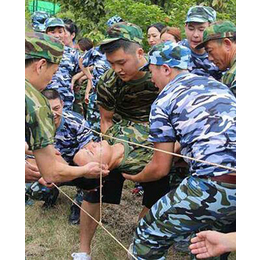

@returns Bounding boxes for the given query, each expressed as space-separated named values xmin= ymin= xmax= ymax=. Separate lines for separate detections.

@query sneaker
xmin=69 ymin=204 xmax=80 ymax=225
xmin=42 ymin=187 xmax=59 ymax=208
xmin=71 ymin=252 xmax=91 ymax=260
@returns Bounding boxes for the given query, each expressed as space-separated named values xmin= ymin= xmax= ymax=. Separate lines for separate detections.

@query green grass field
xmin=25 ymin=183 xmax=235 ymax=260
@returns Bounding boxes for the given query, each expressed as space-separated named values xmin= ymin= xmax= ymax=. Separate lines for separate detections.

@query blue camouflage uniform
xmin=179 ymin=39 xmax=222 ymax=80
xmin=46 ymin=46 xmax=80 ymax=110
xmin=132 ymin=42 xmax=236 ymax=260
xmin=26 ymin=110 xmax=98 ymax=204
xmin=81 ymin=46 xmax=110 ymax=131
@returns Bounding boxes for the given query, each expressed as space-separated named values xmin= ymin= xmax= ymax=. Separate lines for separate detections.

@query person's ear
xmin=36 ymin=59 xmax=47 ymax=75
xmin=162 ymin=64 xmax=171 ymax=75
xmin=223 ymin=38 xmax=232 ymax=51
xmin=136 ymin=47 xmax=144 ymax=58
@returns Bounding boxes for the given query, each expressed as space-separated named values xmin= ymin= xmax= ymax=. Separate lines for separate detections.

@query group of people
xmin=25 ymin=5 xmax=236 ymax=260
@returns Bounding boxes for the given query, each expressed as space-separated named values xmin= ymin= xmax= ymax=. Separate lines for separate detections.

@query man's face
xmin=106 ymin=47 xmax=143 ymax=81
xmin=184 ymin=22 xmax=209 ymax=51
xmin=205 ymin=40 xmax=230 ymax=71
xmin=84 ymin=140 xmax=112 ymax=165
xmin=38 ymin=62 xmax=59 ymax=91
xmin=149 ymin=64 xmax=167 ymax=91
xmin=47 ymin=27 xmax=66 ymax=43
xmin=48 ymin=98 xmax=63 ymax=128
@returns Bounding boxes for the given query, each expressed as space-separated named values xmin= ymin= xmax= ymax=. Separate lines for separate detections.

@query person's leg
xmin=133 ymin=177 xmax=236 ymax=260
xmin=79 ymin=200 xmax=100 ymax=254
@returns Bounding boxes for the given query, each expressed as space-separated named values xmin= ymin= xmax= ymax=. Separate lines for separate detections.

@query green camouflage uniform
xmin=221 ymin=57 xmax=236 ymax=96
xmin=25 ymin=32 xmax=64 ymax=204
xmin=25 ymin=32 xmax=64 ymax=150
xmin=97 ymin=69 xmax=158 ymax=123
xmin=105 ymin=119 xmax=153 ymax=175
xmin=25 ymin=79 xmax=55 ymax=150
xmin=196 ymin=21 xmax=236 ymax=96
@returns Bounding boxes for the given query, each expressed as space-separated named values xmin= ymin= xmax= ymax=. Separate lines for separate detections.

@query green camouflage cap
xmin=99 ymin=22 xmax=143 ymax=46
xmin=185 ymin=6 xmax=216 ymax=23
xmin=44 ymin=17 xmax=65 ymax=31
xmin=140 ymin=41 xmax=191 ymax=71
xmin=25 ymin=32 xmax=64 ymax=64
xmin=196 ymin=21 xmax=236 ymax=49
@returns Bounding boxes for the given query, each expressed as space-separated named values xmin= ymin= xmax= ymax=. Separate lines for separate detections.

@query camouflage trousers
xmin=86 ymin=92 xmax=100 ymax=132
xmin=133 ymin=176 xmax=236 ymax=260
xmin=25 ymin=182 xmax=84 ymax=206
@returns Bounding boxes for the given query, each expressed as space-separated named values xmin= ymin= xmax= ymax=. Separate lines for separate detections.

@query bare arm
xmin=99 ymin=106 xmax=114 ymax=134
xmin=33 ymin=145 xmax=109 ymax=183
xmin=123 ymin=142 xmax=175 ymax=182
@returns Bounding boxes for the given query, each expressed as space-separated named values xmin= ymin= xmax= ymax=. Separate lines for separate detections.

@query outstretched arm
xmin=33 ymin=145 xmax=109 ymax=183
xmin=123 ymin=142 xmax=175 ymax=182
xmin=189 ymin=231 xmax=236 ymax=259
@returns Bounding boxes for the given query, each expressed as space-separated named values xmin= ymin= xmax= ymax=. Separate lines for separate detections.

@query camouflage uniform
xmin=31 ymin=11 xmax=50 ymax=32
xmin=196 ymin=21 xmax=236 ymax=96
xmin=54 ymin=110 xmax=97 ymax=164
xmin=132 ymin=42 xmax=236 ymax=259
xmin=179 ymin=6 xmax=222 ymax=80
xmin=106 ymin=15 xmax=124 ymax=27
xmin=81 ymin=46 xmax=110 ymax=131
xmin=26 ymin=110 xmax=98 ymax=206
xmin=105 ymin=119 xmax=153 ymax=175
xmin=44 ymin=18 xmax=81 ymax=110
xmin=25 ymin=32 xmax=64 ymax=204
xmin=25 ymin=32 xmax=64 ymax=150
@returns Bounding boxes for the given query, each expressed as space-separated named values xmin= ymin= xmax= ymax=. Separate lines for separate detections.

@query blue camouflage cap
xmin=141 ymin=41 xmax=191 ymax=71
xmin=106 ymin=15 xmax=124 ymax=27
xmin=44 ymin=17 xmax=65 ymax=31
xmin=185 ymin=6 xmax=216 ymax=23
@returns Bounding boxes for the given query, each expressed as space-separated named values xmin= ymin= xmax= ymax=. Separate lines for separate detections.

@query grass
xmin=25 ymin=182 xmax=236 ymax=260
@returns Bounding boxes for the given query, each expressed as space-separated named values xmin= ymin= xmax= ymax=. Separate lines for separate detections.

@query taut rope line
xmin=57 ymin=111 xmax=236 ymax=172
xmin=52 ymin=183 xmax=137 ymax=260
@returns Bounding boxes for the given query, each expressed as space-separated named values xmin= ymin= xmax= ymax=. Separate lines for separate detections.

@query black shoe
xmin=69 ymin=204 xmax=80 ymax=225
xmin=42 ymin=187 xmax=59 ymax=208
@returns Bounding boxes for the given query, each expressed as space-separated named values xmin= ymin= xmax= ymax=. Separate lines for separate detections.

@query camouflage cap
xmin=25 ymin=32 xmax=64 ymax=64
xmin=106 ymin=15 xmax=124 ymax=27
xmin=100 ymin=22 xmax=143 ymax=46
xmin=44 ymin=17 xmax=65 ymax=31
xmin=196 ymin=21 xmax=236 ymax=49
xmin=140 ymin=41 xmax=191 ymax=71
xmin=185 ymin=6 xmax=216 ymax=23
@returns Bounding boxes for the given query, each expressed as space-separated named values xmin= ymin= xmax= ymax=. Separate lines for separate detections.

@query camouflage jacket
xmin=46 ymin=46 xmax=80 ymax=110
xmin=25 ymin=79 xmax=55 ymax=150
xmin=81 ymin=46 xmax=110 ymax=90
xmin=97 ymin=69 xmax=159 ymax=122
xmin=221 ymin=56 xmax=236 ymax=96
xmin=149 ymin=72 xmax=236 ymax=177
xmin=54 ymin=110 xmax=97 ymax=164
xmin=105 ymin=120 xmax=153 ymax=175
xmin=179 ymin=39 xmax=222 ymax=80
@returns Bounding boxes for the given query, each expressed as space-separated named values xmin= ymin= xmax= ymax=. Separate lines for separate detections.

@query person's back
xmin=150 ymin=72 xmax=236 ymax=176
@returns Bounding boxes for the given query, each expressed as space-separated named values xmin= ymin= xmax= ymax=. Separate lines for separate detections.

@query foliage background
xmin=25 ymin=0 xmax=236 ymax=51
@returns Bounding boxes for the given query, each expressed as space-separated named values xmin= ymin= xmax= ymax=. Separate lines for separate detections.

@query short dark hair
xmin=147 ymin=23 xmax=166 ymax=33
xmin=100 ymin=39 xmax=140 ymax=54
xmin=41 ymin=89 xmax=61 ymax=100
xmin=46 ymin=26 xmax=65 ymax=34
xmin=25 ymin=58 xmax=53 ymax=68
xmin=63 ymin=18 xmax=78 ymax=41
xmin=78 ymin=37 xmax=94 ymax=52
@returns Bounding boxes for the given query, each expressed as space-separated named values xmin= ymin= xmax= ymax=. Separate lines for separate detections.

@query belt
xmin=200 ymin=174 xmax=236 ymax=184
